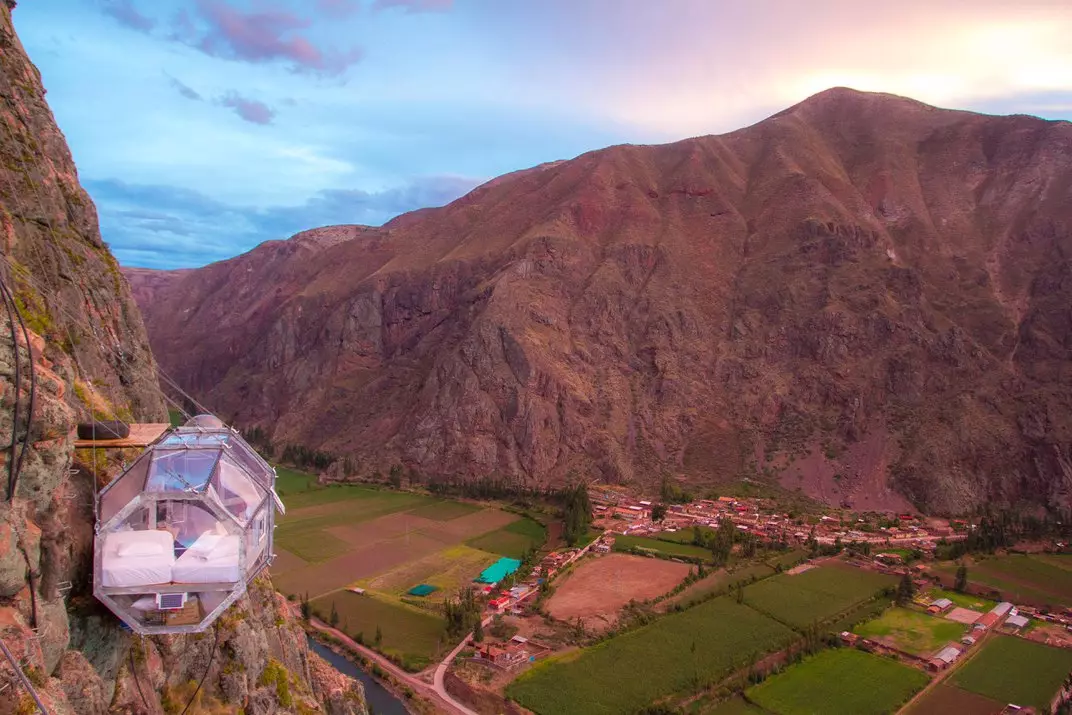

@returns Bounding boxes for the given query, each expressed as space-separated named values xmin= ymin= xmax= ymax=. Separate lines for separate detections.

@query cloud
xmin=88 ymin=175 xmax=482 ymax=269
xmin=169 ymin=0 xmax=364 ymax=76
xmin=372 ymin=0 xmax=453 ymax=13
xmin=100 ymin=0 xmax=155 ymax=32
xmin=166 ymin=74 xmax=203 ymax=101
xmin=217 ymin=91 xmax=276 ymax=124
xmin=316 ymin=0 xmax=362 ymax=18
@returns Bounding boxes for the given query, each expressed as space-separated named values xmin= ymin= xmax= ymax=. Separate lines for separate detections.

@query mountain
xmin=125 ymin=88 xmax=1072 ymax=515
xmin=0 ymin=5 xmax=366 ymax=713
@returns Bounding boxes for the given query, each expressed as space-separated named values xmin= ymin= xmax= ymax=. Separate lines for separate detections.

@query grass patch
xmin=671 ymin=563 xmax=775 ymax=607
xmin=281 ymin=483 xmax=436 ymax=512
xmin=923 ymin=587 xmax=996 ymax=612
xmin=766 ymin=549 xmax=809 ymax=570
xmin=853 ymin=607 xmax=965 ymax=657
xmin=467 ymin=517 xmax=547 ymax=559
xmin=654 ymin=527 xmax=715 ymax=545
xmin=407 ymin=500 xmax=482 ymax=521
xmin=277 ymin=529 xmax=353 ymax=564
xmin=274 ymin=465 xmax=319 ymax=496
xmin=506 ymin=597 xmax=795 ymax=715
xmin=747 ymin=648 xmax=928 ymax=715
xmin=951 ymin=634 xmax=1072 ymax=710
xmin=743 ymin=564 xmax=896 ymax=630
xmin=613 ymin=534 xmax=714 ymax=561
xmin=311 ymin=591 xmax=447 ymax=671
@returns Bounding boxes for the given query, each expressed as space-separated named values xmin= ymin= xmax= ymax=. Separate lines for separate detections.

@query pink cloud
xmin=217 ymin=91 xmax=276 ymax=125
xmin=101 ymin=0 xmax=155 ymax=32
xmin=173 ymin=0 xmax=363 ymax=76
xmin=372 ymin=0 xmax=453 ymax=13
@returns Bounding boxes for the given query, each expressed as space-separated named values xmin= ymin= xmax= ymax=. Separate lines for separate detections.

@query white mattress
xmin=100 ymin=531 xmax=175 ymax=588
xmin=173 ymin=534 xmax=242 ymax=584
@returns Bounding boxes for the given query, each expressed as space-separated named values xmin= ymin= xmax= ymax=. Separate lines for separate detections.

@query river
xmin=308 ymin=637 xmax=411 ymax=715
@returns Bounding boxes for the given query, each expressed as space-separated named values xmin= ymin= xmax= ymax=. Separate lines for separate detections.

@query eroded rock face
xmin=127 ymin=89 xmax=1072 ymax=514
xmin=0 ymin=5 xmax=366 ymax=714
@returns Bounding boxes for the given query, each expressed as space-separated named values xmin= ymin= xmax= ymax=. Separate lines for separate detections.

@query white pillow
xmin=193 ymin=537 xmax=240 ymax=562
xmin=186 ymin=533 xmax=223 ymax=558
xmin=116 ymin=541 xmax=164 ymax=557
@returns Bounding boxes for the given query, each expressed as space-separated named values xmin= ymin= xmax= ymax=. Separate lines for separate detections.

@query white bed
xmin=172 ymin=532 xmax=243 ymax=584
xmin=100 ymin=530 xmax=175 ymax=588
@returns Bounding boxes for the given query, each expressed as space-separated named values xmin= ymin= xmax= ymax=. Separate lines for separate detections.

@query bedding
xmin=172 ymin=532 xmax=242 ymax=583
xmin=100 ymin=530 xmax=175 ymax=588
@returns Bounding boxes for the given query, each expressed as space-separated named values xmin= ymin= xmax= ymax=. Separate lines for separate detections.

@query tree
xmin=374 ymin=625 xmax=383 ymax=647
xmin=954 ymin=564 xmax=968 ymax=592
xmin=562 ymin=482 xmax=593 ymax=546
xmin=651 ymin=503 xmax=668 ymax=523
xmin=896 ymin=572 xmax=916 ymax=605
xmin=300 ymin=592 xmax=310 ymax=621
xmin=710 ymin=518 xmax=735 ymax=567
xmin=329 ymin=600 xmax=339 ymax=627
xmin=473 ymin=618 xmax=484 ymax=643
xmin=389 ymin=464 xmax=403 ymax=489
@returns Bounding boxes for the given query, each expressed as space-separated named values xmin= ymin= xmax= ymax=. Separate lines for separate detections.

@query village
xmin=588 ymin=485 xmax=967 ymax=552
xmin=438 ymin=485 xmax=1072 ymax=715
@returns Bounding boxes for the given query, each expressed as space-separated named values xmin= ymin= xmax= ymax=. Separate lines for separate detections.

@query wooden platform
xmin=73 ymin=423 xmax=170 ymax=449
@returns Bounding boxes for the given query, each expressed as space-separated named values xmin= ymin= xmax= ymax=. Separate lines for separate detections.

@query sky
xmin=13 ymin=0 xmax=1072 ymax=269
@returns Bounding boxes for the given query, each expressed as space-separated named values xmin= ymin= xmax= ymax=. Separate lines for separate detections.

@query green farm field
xmin=359 ymin=544 xmax=497 ymax=601
xmin=613 ymin=534 xmax=714 ymax=561
xmin=466 ymin=517 xmax=548 ymax=559
xmin=900 ymin=684 xmax=1003 ymax=715
xmin=653 ymin=526 xmax=715 ymax=545
xmin=853 ymin=607 xmax=964 ymax=657
xmin=669 ymin=562 xmax=775 ymax=608
xmin=311 ymin=591 xmax=447 ymax=671
xmin=747 ymin=648 xmax=928 ymax=715
xmin=274 ymin=465 xmax=320 ymax=495
xmin=407 ymin=500 xmax=482 ymax=521
xmin=506 ymin=597 xmax=795 ymax=715
xmin=744 ymin=564 xmax=896 ymax=629
xmin=954 ymin=554 xmax=1072 ymax=608
xmin=952 ymin=635 xmax=1072 ymax=711
xmin=698 ymin=696 xmax=766 ymax=715
xmin=271 ymin=476 xmax=547 ymax=607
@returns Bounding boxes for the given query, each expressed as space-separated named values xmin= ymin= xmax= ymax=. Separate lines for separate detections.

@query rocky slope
xmin=126 ymin=89 xmax=1072 ymax=515
xmin=0 ymin=4 xmax=366 ymax=713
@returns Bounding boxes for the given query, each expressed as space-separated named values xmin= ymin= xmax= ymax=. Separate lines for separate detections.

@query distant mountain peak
xmin=126 ymin=91 xmax=1072 ymax=515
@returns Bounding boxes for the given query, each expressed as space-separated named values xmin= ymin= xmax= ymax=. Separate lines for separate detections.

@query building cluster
xmin=474 ymin=635 xmax=551 ymax=670
xmin=921 ymin=598 xmax=1029 ymax=671
xmin=589 ymin=488 xmax=964 ymax=551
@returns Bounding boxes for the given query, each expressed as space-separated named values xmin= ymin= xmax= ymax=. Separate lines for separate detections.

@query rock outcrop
xmin=126 ymin=91 xmax=1072 ymax=515
xmin=0 ymin=5 xmax=366 ymax=713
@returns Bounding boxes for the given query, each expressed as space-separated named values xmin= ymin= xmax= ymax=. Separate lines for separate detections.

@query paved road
xmin=307 ymin=616 xmax=477 ymax=715
xmin=432 ymin=618 xmax=491 ymax=715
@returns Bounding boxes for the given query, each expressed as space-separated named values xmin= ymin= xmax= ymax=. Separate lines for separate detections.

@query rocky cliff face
xmin=0 ymin=5 xmax=366 ymax=713
xmin=126 ymin=89 xmax=1072 ymax=516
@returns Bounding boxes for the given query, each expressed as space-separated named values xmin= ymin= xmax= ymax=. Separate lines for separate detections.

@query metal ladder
xmin=0 ymin=640 xmax=48 ymax=713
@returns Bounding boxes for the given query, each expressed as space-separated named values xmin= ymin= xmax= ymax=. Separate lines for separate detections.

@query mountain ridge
xmin=125 ymin=88 xmax=1072 ymax=515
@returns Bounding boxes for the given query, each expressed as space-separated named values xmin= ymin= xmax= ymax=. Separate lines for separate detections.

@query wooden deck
xmin=73 ymin=423 xmax=170 ymax=449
